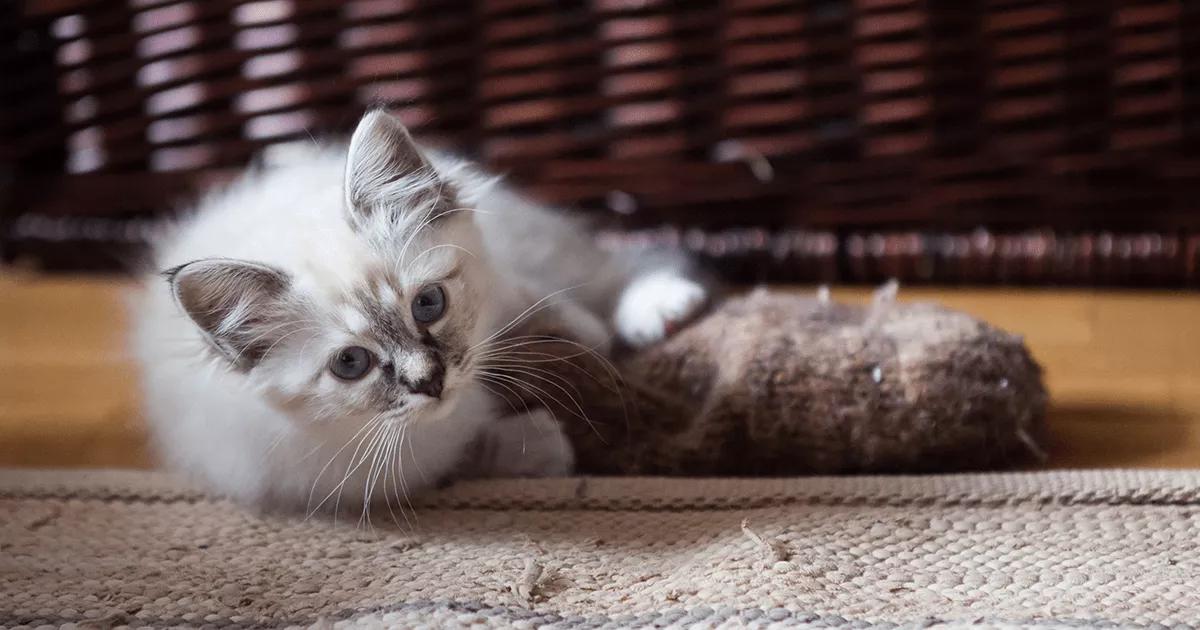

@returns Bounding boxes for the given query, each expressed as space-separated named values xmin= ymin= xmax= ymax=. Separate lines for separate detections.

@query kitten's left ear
xmin=344 ymin=110 xmax=439 ymax=220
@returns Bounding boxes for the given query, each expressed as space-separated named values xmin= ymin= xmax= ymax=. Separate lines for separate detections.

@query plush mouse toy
xmin=497 ymin=283 xmax=1048 ymax=475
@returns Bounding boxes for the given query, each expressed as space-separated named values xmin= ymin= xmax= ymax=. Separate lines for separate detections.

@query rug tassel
xmin=741 ymin=518 xmax=790 ymax=562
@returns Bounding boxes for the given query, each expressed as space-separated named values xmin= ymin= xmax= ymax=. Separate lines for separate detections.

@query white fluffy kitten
xmin=131 ymin=111 xmax=707 ymax=513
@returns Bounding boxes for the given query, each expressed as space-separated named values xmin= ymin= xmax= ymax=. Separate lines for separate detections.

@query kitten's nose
xmin=405 ymin=361 xmax=444 ymax=399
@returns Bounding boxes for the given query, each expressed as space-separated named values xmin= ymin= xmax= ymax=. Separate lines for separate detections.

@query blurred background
xmin=3 ymin=0 xmax=1200 ymax=469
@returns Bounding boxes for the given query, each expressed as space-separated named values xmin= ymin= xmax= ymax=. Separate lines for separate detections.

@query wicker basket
xmin=3 ymin=0 xmax=1200 ymax=285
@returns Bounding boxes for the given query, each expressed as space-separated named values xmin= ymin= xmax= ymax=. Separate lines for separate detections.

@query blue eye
xmin=330 ymin=346 xmax=373 ymax=380
xmin=411 ymin=285 xmax=446 ymax=324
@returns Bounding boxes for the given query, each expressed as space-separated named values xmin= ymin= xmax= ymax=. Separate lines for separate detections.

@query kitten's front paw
xmin=479 ymin=409 xmax=574 ymax=478
xmin=614 ymin=271 xmax=708 ymax=347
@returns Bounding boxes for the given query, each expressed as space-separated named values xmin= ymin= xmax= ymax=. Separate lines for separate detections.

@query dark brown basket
xmin=4 ymin=0 xmax=1200 ymax=285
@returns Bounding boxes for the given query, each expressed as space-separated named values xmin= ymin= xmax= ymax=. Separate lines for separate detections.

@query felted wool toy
xmin=494 ymin=283 xmax=1048 ymax=475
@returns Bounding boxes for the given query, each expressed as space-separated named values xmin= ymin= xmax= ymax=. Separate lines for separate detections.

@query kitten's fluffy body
xmin=132 ymin=112 xmax=705 ymax=512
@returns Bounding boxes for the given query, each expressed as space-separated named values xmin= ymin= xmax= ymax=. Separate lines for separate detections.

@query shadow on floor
xmin=1044 ymin=402 xmax=1191 ymax=468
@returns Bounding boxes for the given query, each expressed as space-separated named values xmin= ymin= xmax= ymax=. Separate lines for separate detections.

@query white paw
xmin=479 ymin=410 xmax=574 ymax=478
xmin=614 ymin=272 xmax=708 ymax=347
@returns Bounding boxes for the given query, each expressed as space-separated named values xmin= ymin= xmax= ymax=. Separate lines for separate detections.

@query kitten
xmin=131 ymin=110 xmax=708 ymax=514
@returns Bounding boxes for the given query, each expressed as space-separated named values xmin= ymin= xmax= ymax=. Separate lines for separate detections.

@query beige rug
xmin=2 ymin=469 xmax=1199 ymax=628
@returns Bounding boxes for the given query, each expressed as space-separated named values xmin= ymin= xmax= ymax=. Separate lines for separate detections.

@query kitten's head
xmin=166 ymin=111 xmax=494 ymax=427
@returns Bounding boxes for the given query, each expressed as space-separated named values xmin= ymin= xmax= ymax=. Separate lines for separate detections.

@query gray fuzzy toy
xmin=495 ymin=283 xmax=1048 ymax=476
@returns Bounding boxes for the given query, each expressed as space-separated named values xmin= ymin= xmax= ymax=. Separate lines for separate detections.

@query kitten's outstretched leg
xmin=474 ymin=409 xmax=574 ymax=478
xmin=614 ymin=270 xmax=709 ymax=347
xmin=500 ymin=279 xmax=613 ymax=355
xmin=552 ymin=298 xmax=613 ymax=356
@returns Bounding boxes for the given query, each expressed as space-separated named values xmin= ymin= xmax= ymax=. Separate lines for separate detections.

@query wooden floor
xmin=2 ymin=271 xmax=1199 ymax=470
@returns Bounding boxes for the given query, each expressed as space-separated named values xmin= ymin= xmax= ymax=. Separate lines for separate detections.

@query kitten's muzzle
xmin=382 ymin=350 xmax=446 ymax=400
xmin=402 ymin=360 xmax=444 ymax=399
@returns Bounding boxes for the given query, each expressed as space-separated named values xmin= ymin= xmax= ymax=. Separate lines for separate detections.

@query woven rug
xmin=2 ymin=470 xmax=1200 ymax=628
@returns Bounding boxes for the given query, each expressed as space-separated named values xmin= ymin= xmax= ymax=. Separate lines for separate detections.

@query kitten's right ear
xmin=344 ymin=110 xmax=435 ymax=219
xmin=164 ymin=258 xmax=293 ymax=370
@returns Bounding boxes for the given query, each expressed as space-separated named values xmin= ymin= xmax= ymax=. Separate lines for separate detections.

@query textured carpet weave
xmin=2 ymin=469 xmax=1200 ymax=628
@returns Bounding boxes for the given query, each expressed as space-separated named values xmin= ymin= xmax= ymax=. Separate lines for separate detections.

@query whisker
xmin=478 ymin=371 xmax=604 ymax=442
xmin=305 ymin=413 xmax=386 ymax=518
xmin=474 ymin=334 xmax=630 ymax=430
xmin=466 ymin=282 xmax=596 ymax=354
xmin=483 ymin=355 xmax=623 ymax=399
xmin=473 ymin=335 xmax=616 ymax=374
xmin=404 ymin=426 xmax=430 ymax=484
xmin=394 ymin=206 xmax=480 ymax=278
xmin=396 ymin=425 xmax=419 ymax=522
xmin=337 ymin=419 xmax=392 ymax=525
xmin=250 ymin=325 xmax=322 ymax=365
xmin=409 ymin=242 xmax=478 ymax=266
xmin=360 ymin=420 xmax=397 ymax=529
xmin=484 ymin=363 xmax=589 ymax=413
xmin=481 ymin=367 xmax=602 ymax=440
xmin=228 ymin=322 xmax=318 ymax=367
xmin=384 ymin=423 xmax=415 ymax=530
xmin=477 ymin=379 xmax=531 ymax=419
xmin=263 ymin=427 xmax=291 ymax=458
xmin=307 ymin=417 xmax=387 ymax=520
xmin=477 ymin=374 xmax=554 ymax=423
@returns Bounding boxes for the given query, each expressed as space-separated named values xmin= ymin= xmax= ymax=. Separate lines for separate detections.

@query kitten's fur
xmin=132 ymin=111 xmax=707 ymax=513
